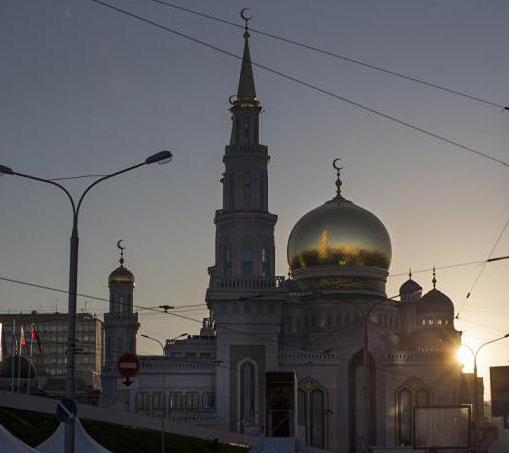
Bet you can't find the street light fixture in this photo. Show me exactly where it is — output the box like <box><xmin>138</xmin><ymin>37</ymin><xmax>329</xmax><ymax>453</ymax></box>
<box><xmin>1</xmin><ymin>150</ymin><xmax>173</xmax><ymax>453</ymax></box>
<box><xmin>461</xmin><ymin>333</ymin><xmax>509</xmax><ymax>452</ymax></box>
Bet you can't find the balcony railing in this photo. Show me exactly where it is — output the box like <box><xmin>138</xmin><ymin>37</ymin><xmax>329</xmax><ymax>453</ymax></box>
<box><xmin>209</xmin><ymin>276</ymin><xmax>286</xmax><ymax>289</ymax></box>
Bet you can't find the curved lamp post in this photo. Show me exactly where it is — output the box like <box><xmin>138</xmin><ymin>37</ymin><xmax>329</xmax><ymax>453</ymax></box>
<box><xmin>461</xmin><ymin>333</ymin><xmax>509</xmax><ymax>452</ymax></box>
<box><xmin>141</xmin><ymin>332</ymin><xmax>185</xmax><ymax>453</ymax></box>
<box><xmin>0</xmin><ymin>150</ymin><xmax>172</xmax><ymax>453</ymax></box>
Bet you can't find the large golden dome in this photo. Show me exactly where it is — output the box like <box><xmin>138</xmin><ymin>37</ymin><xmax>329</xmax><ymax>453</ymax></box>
<box><xmin>287</xmin><ymin>197</ymin><xmax>391</xmax><ymax>272</ymax></box>
<box><xmin>287</xmin><ymin>179</ymin><xmax>391</xmax><ymax>273</ymax></box>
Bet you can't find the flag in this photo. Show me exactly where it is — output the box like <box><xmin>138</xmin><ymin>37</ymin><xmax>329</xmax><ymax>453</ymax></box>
<box><xmin>31</xmin><ymin>325</ymin><xmax>42</xmax><ymax>353</ymax></box>
<box><xmin>19</xmin><ymin>326</ymin><xmax>26</xmax><ymax>354</ymax></box>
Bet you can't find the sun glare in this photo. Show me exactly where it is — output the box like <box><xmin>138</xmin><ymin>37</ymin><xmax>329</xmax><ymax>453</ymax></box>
<box><xmin>457</xmin><ymin>345</ymin><xmax>474</xmax><ymax>372</ymax></box>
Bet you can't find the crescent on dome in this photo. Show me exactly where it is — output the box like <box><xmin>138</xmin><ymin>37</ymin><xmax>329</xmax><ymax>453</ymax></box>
<box><xmin>117</xmin><ymin>239</ymin><xmax>125</xmax><ymax>251</ymax></box>
<box><xmin>228</xmin><ymin>95</ymin><xmax>236</xmax><ymax>105</ymax></box>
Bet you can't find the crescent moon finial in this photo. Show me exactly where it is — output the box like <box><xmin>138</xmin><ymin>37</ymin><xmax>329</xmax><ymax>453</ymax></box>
<box><xmin>332</xmin><ymin>158</ymin><xmax>344</xmax><ymax>199</ymax></box>
<box><xmin>332</xmin><ymin>158</ymin><xmax>342</xmax><ymax>171</ymax></box>
<box><xmin>240</xmin><ymin>8</ymin><xmax>253</xmax><ymax>31</ymax></box>
<box><xmin>228</xmin><ymin>95</ymin><xmax>236</xmax><ymax>105</ymax></box>
<box><xmin>116</xmin><ymin>240</ymin><xmax>125</xmax><ymax>266</ymax></box>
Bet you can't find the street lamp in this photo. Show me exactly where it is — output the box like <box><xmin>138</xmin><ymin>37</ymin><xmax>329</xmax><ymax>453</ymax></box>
<box><xmin>460</xmin><ymin>333</ymin><xmax>509</xmax><ymax>452</ymax></box>
<box><xmin>141</xmin><ymin>332</ymin><xmax>185</xmax><ymax>453</ymax></box>
<box><xmin>141</xmin><ymin>334</ymin><xmax>165</xmax><ymax>354</ymax></box>
<box><xmin>0</xmin><ymin>150</ymin><xmax>172</xmax><ymax>453</ymax></box>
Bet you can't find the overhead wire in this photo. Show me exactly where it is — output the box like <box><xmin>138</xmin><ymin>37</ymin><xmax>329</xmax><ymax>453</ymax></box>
<box><xmin>87</xmin><ymin>0</ymin><xmax>509</xmax><ymax>168</ymax></box>
<box><xmin>49</xmin><ymin>174</ymin><xmax>107</xmax><ymax>181</ymax></box>
<box><xmin>142</xmin><ymin>0</ymin><xmax>509</xmax><ymax>111</ymax></box>
<box><xmin>456</xmin><ymin>212</ymin><xmax>509</xmax><ymax>317</ymax></box>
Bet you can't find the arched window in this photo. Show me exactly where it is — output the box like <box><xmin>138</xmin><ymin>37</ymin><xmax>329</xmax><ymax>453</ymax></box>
<box><xmin>298</xmin><ymin>389</ymin><xmax>307</xmax><ymax>427</ymax></box>
<box><xmin>239</xmin><ymin>360</ymin><xmax>256</xmax><ymax>426</ymax></box>
<box><xmin>241</xmin><ymin>244</ymin><xmax>254</xmax><ymax>275</ymax></box>
<box><xmin>298</xmin><ymin>381</ymin><xmax>328</xmax><ymax>449</ymax></box>
<box><xmin>224</xmin><ymin>244</ymin><xmax>232</xmax><ymax>277</ymax></box>
<box><xmin>397</xmin><ymin>388</ymin><xmax>412</xmax><ymax>446</ymax></box>
<box><xmin>310</xmin><ymin>389</ymin><xmax>326</xmax><ymax>448</ymax></box>
<box><xmin>396</xmin><ymin>379</ymin><xmax>432</xmax><ymax>446</ymax></box>
<box><xmin>261</xmin><ymin>247</ymin><xmax>269</xmax><ymax>276</ymax></box>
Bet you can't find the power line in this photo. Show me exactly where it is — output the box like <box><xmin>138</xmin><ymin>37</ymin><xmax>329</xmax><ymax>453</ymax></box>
<box><xmin>87</xmin><ymin>0</ymin><xmax>509</xmax><ymax>168</ymax></box>
<box><xmin>49</xmin><ymin>174</ymin><xmax>107</xmax><ymax>181</ymax></box>
<box><xmin>143</xmin><ymin>0</ymin><xmax>509</xmax><ymax>112</ymax></box>
<box><xmin>457</xmin><ymin>212</ymin><xmax>509</xmax><ymax>316</ymax></box>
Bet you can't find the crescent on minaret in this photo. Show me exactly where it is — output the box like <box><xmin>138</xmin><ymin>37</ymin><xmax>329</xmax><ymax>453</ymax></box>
<box><xmin>240</xmin><ymin>8</ymin><xmax>252</xmax><ymax>22</ymax></box>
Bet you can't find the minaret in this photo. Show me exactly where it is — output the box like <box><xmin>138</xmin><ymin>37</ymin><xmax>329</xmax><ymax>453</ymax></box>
<box><xmin>209</xmin><ymin>17</ymin><xmax>277</xmax><ymax>286</ymax></box>
<box><xmin>101</xmin><ymin>241</ymin><xmax>139</xmax><ymax>404</ymax></box>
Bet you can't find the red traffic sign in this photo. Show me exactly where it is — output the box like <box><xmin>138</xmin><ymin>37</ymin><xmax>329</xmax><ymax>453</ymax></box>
<box><xmin>118</xmin><ymin>353</ymin><xmax>139</xmax><ymax>378</ymax></box>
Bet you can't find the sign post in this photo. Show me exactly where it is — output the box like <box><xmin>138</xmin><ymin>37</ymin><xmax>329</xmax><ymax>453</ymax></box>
<box><xmin>118</xmin><ymin>353</ymin><xmax>139</xmax><ymax>387</ymax></box>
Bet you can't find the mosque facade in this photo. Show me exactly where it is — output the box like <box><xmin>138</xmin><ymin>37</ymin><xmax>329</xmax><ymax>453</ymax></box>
<box><xmin>101</xmin><ymin>24</ymin><xmax>477</xmax><ymax>453</ymax></box>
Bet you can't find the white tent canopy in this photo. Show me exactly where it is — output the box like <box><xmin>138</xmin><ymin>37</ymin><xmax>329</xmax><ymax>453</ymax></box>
<box><xmin>0</xmin><ymin>424</ymin><xmax>40</xmax><ymax>453</ymax></box>
<box><xmin>38</xmin><ymin>419</ymin><xmax>112</xmax><ymax>453</ymax></box>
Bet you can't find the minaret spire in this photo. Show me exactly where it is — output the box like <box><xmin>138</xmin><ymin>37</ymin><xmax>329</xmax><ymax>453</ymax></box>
<box><xmin>237</xmin><ymin>9</ymin><xmax>257</xmax><ymax>102</ymax></box>
<box><xmin>209</xmin><ymin>11</ymin><xmax>277</xmax><ymax>286</ymax></box>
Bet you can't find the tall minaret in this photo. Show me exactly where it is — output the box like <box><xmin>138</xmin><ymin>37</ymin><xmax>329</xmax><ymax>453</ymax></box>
<box><xmin>101</xmin><ymin>241</ymin><xmax>139</xmax><ymax>404</ymax></box>
<box><xmin>209</xmin><ymin>18</ymin><xmax>277</xmax><ymax>286</ymax></box>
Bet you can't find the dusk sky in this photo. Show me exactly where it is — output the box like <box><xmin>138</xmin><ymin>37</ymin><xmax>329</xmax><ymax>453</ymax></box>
<box><xmin>1</xmin><ymin>0</ymin><xmax>508</xmax><ymax>394</ymax></box>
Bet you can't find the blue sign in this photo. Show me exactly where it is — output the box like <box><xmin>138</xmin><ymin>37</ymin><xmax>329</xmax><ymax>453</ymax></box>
<box><xmin>56</xmin><ymin>398</ymin><xmax>77</xmax><ymax>424</ymax></box>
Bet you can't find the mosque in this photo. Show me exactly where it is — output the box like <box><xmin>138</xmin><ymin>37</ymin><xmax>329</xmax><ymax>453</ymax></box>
<box><xmin>100</xmin><ymin>21</ymin><xmax>477</xmax><ymax>452</ymax></box>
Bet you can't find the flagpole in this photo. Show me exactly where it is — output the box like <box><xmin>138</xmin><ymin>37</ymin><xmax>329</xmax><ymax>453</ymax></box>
<box><xmin>17</xmin><ymin>326</ymin><xmax>22</xmax><ymax>393</ymax></box>
<box><xmin>10</xmin><ymin>319</ymin><xmax>15</xmax><ymax>392</ymax></box>
<box><xmin>27</xmin><ymin>324</ymin><xmax>34</xmax><ymax>395</ymax></box>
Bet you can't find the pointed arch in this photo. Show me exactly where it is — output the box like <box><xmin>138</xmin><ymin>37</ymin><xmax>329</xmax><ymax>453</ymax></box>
<box><xmin>237</xmin><ymin>358</ymin><xmax>258</xmax><ymax>430</ymax></box>
<box><xmin>395</xmin><ymin>377</ymin><xmax>432</xmax><ymax>446</ymax></box>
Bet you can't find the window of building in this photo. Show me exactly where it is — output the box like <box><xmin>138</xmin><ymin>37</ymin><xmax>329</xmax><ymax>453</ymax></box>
<box><xmin>397</xmin><ymin>388</ymin><xmax>412</xmax><ymax>446</ymax></box>
<box><xmin>152</xmin><ymin>392</ymin><xmax>164</xmax><ymax>413</ymax></box>
<box><xmin>310</xmin><ymin>389</ymin><xmax>325</xmax><ymax>448</ymax></box>
<box><xmin>185</xmin><ymin>392</ymin><xmax>193</xmax><ymax>410</ymax></box>
<box><xmin>224</xmin><ymin>244</ymin><xmax>232</xmax><ymax>277</ymax></box>
<box><xmin>169</xmin><ymin>391</ymin><xmax>182</xmax><ymax>410</ymax></box>
<box><xmin>241</xmin><ymin>245</ymin><xmax>254</xmax><ymax>276</ymax></box>
<box><xmin>135</xmin><ymin>392</ymin><xmax>150</xmax><ymax>412</ymax></box>
<box><xmin>396</xmin><ymin>380</ymin><xmax>431</xmax><ymax>446</ymax></box>
<box><xmin>239</xmin><ymin>359</ymin><xmax>256</xmax><ymax>425</ymax></box>
<box><xmin>297</xmin><ymin>389</ymin><xmax>306</xmax><ymax>426</ymax></box>
<box><xmin>298</xmin><ymin>382</ymin><xmax>328</xmax><ymax>449</ymax></box>
<box><xmin>202</xmin><ymin>392</ymin><xmax>216</xmax><ymax>409</ymax></box>
<box><xmin>261</xmin><ymin>247</ymin><xmax>269</xmax><ymax>276</ymax></box>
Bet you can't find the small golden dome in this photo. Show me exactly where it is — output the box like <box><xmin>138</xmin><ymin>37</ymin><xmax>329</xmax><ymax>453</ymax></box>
<box><xmin>287</xmin><ymin>197</ymin><xmax>392</xmax><ymax>272</ymax></box>
<box><xmin>108</xmin><ymin>265</ymin><xmax>135</xmax><ymax>286</ymax></box>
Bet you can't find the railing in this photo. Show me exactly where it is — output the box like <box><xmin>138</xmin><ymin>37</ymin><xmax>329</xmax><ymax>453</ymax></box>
<box><xmin>280</xmin><ymin>352</ymin><xmax>336</xmax><ymax>362</ymax></box>
<box><xmin>209</xmin><ymin>275</ymin><xmax>286</xmax><ymax>289</ymax></box>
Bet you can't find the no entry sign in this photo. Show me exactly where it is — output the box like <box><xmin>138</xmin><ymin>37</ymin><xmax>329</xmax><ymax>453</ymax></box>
<box><xmin>118</xmin><ymin>353</ymin><xmax>139</xmax><ymax>378</ymax></box>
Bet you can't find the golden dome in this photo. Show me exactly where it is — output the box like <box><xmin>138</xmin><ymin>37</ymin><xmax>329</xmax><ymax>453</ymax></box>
<box><xmin>287</xmin><ymin>197</ymin><xmax>392</xmax><ymax>272</ymax></box>
<box><xmin>108</xmin><ymin>266</ymin><xmax>135</xmax><ymax>286</ymax></box>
